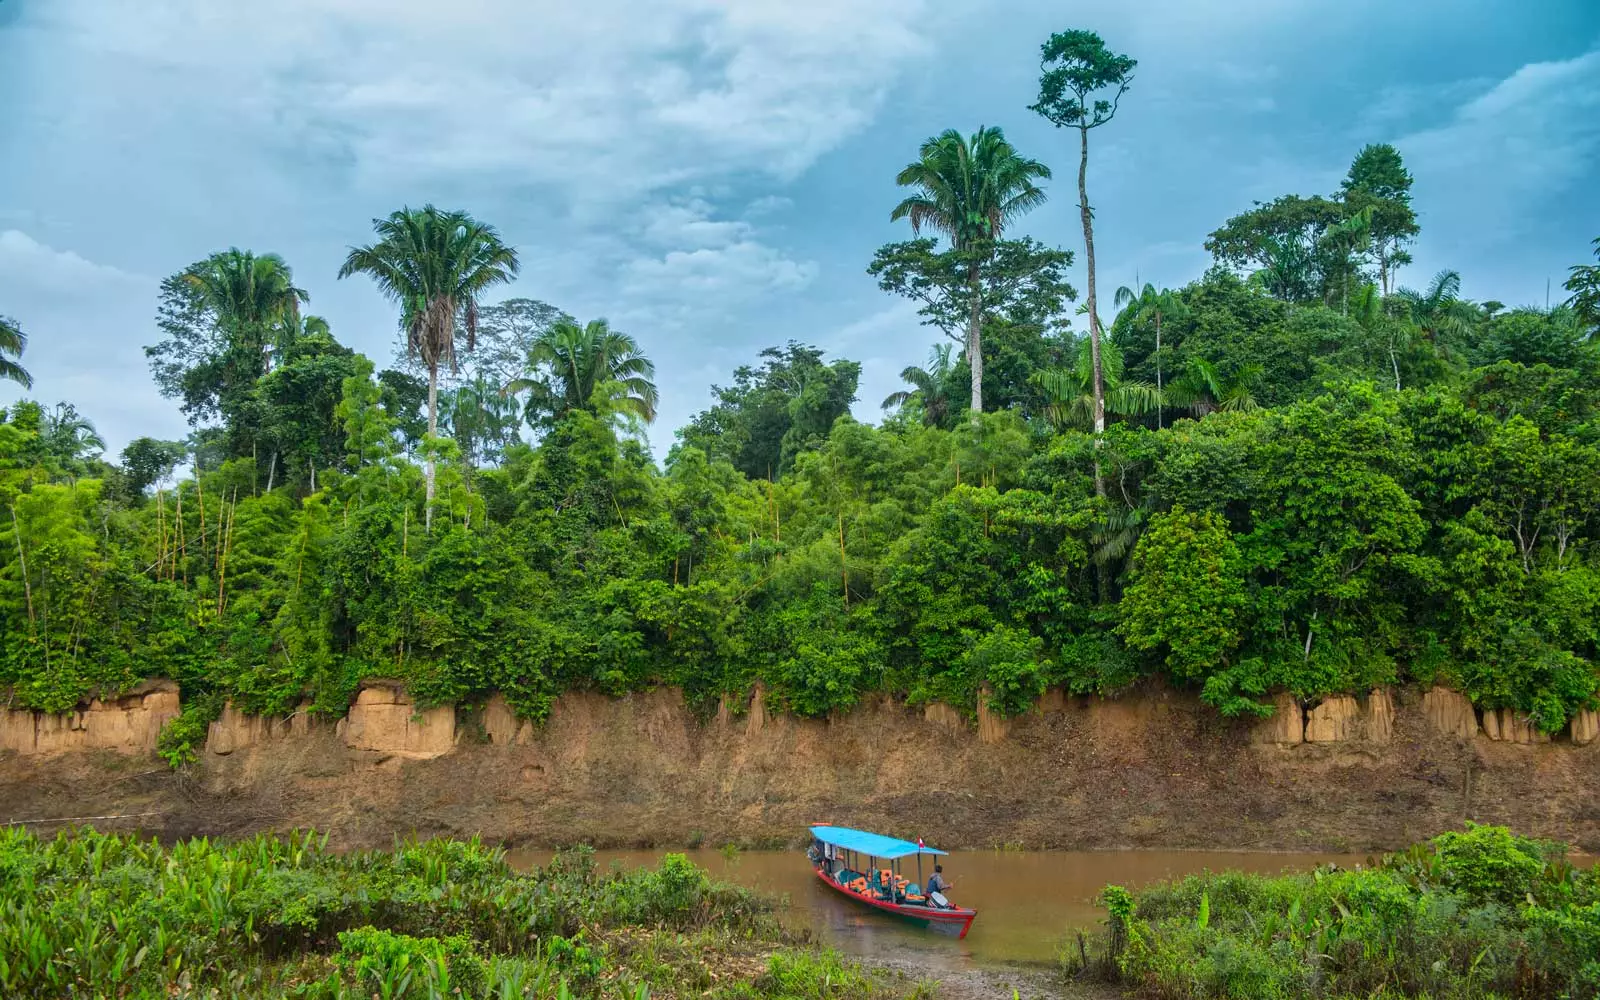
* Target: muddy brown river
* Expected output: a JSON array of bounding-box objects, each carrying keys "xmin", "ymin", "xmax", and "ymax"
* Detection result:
[{"xmin": 507, "ymin": 848, "xmax": 1362, "ymax": 972}]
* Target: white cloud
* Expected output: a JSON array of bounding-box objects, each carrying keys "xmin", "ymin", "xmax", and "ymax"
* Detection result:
[
  {"xmin": 0, "ymin": 230, "xmax": 146, "ymax": 298},
  {"xmin": 743, "ymin": 196, "xmax": 793, "ymax": 218},
  {"xmin": 625, "ymin": 240, "xmax": 818, "ymax": 302},
  {"xmin": 640, "ymin": 199, "xmax": 753, "ymax": 250},
  {"xmin": 34, "ymin": 0, "xmax": 931, "ymax": 200},
  {"xmin": 1399, "ymin": 50, "xmax": 1600, "ymax": 239}
]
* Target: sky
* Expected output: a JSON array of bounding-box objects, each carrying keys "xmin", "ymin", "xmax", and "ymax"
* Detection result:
[{"xmin": 2, "ymin": 0, "xmax": 1598, "ymax": 458}]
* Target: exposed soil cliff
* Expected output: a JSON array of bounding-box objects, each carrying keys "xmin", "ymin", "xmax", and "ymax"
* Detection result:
[{"xmin": 3, "ymin": 682, "xmax": 1598, "ymax": 853}]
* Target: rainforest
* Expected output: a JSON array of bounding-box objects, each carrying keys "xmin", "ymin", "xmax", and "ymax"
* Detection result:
[{"xmin": 1, "ymin": 154, "xmax": 1599, "ymax": 761}]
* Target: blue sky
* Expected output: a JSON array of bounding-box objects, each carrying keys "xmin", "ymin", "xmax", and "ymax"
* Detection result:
[{"xmin": 3, "ymin": 0, "xmax": 1598, "ymax": 456}]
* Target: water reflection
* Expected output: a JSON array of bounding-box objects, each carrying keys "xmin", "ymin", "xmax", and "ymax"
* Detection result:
[{"xmin": 505, "ymin": 847, "xmax": 1361, "ymax": 969}]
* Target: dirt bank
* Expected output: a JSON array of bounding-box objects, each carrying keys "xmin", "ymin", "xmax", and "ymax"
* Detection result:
[{"xmin": 3, "ymin": 684, "xmax": 1597, "ymax": 853}]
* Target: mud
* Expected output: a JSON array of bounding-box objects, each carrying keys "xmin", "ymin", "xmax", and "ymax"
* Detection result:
[{"xmin": 2, "ymin": 684, "xmax": 1597, "ymax": 855}]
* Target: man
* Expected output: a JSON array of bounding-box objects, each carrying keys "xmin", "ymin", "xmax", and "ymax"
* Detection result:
[{"xmin": 926, "ymin": 864, "xmax": 952, "ymax": 897}]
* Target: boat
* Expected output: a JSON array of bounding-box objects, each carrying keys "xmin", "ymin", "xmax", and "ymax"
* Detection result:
[{"xmin": 805, "ymin": 824, "xmax": 977, "ymax": 938}]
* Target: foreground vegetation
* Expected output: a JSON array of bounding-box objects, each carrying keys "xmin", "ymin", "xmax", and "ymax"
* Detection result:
[
  {"xmin": 0, "ymin": 26, "xmax": 1597, "ymax": 754},
  {"xmin": 0, "ymin": 827, "xmax": 925, "ymax": 999},
  {"xmin": 1071, "ymin": 824, "xmax": 1600, "ymax": 999}
]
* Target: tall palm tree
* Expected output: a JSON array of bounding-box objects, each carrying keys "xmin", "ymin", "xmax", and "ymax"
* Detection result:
[
  {"xmin": 881, "ymin": 343, "xmax": 957, "ymax": 427},
  {"xmin": 1030, "ymin": 337, "xmax": 1161, "ymax": 431},
  {"xmin": 338, "ymin": 206, "xmax": 520, "ymax": 524},
  {"xmin": 1167, "ymin": 358, "xmax": 1262, "ymax": 416},
  {"xmin": 1113, "ymin": 283, "xmax": 1184, "ymax": 428},
  {"xmin": 183, "ymin": 249, "xmax": 309, "ymax": 370},
  {"xmin": 0, "ymin": 316, "xmax": 33, "ymax": 388},
  {"xmin": 891, "ymin": 126, "xmax": 1050, "ymax": 418},
  {"xmin": 1395, "ymin": 269, "xmax": 1477, "ymax": 353},
  {"xmin": 505, "ymin": 318, "xmax": 657, "ymax": 428}
]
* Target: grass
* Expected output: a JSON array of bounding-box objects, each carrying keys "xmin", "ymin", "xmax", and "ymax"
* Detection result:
[
  {"xmin": 0, "ymin": 827, "xmax": 929, "ymax": 999},
  {"xmin": 1065, "ymin": 823, "xmax": 1600, "ymax": 1000}
]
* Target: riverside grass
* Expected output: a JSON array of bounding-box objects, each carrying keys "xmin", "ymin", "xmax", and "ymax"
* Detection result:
[
  {"xmin": 1068, "ymin": 824, "xmax": 1600, "ymax": 999},
  {"xmin": 0, "ymin": 827, "xmax": 924, "ymax": 999}
]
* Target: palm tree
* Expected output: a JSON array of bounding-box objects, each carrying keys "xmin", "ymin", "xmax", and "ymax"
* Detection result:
[
  {"xmin": 40, "ymin": 402, "xmax": 104, "ymax": 468},
  {"xmin": 441, "ymin": 372, "xmax": 522, "ymax": 470},
  {"xmin": 1167, "ymin": 358, "xmax": 1262, "ymax": 416},
  {"xmin": 1113, "ymin": 283, "xmax": 1183, "ymax": 428},
  {"xmin": 881, "ymin": 343, "xmax": 958, "ymax": 427},
  {"xmin": 338, "ymin": 206, "xmax": 520, "ymax": 525},
  {"xmin": 891, "ymin": 126, "xmax": 1050, "ymax": 418},
  {"xmin": 1395, "ymin": 269, "xmax": 1477, "ymax": 352},
  {"xmin": 0, "ymin": 316, "xmax": 33, "ymax": 388},
  {"xmin": 1030, "ymin": 337, "xmax": 1161, "ymax": 431},
  {"xmin": 505, "ymin": 318, "xmax": 657, "ymax": 428},
  {"xmin": 183, "ymin": 249, "xmax": 309, "ymax": 370}
]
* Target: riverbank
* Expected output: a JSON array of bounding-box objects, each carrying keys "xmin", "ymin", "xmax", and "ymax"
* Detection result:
[{"xmin": 3, "ymin": 682, "xmax": 1599, "ymax": 853}]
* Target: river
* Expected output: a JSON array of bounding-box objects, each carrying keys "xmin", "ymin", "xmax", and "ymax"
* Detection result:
[{"xmin": 506, "ymin": 847, "xmax": 1362, "ymax": 972}]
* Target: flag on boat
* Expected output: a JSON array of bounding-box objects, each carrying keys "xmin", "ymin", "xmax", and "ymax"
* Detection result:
[{"xmin": 916, "ymin": 837, "xmax": 924, "ymax": 848}]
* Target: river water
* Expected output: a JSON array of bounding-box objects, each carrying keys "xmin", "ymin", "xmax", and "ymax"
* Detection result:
[{"xmin": 506, "ymin": 848, "xmax": 1362, "ymax": 971}]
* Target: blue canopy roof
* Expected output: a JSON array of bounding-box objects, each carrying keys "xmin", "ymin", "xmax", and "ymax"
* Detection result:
[{"xmin": 810, "ymin": 825, "xmax": 946, "ymax": 859}]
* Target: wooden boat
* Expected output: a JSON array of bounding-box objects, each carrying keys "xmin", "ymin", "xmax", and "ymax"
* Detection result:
[{"xmin": 805, "ymin": 824, "xmax": 977, "ymax": 938}]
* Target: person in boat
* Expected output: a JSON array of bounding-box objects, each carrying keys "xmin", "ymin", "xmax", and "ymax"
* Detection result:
[{"xmin": 926, "ymin": 864, "xmax": 952, "ymax": 896}]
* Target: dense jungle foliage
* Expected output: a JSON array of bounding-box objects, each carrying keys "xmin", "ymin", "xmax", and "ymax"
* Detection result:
[
  {"xmin": 1070, "ymin": 824, "xmax": 1600, "ymax": 1000},
  {"xmin": 1, "ymin": 30, "xmax": 1598, "ymax": 745},
  {"xmin": 0, "ymin": 828, "xmax": 921, "ymax": 999}
]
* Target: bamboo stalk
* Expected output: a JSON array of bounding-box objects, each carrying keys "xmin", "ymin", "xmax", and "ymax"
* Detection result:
[
  {"xmin": 155, "ymin": 489, "xmax": 167, "ymax": 580},
  {"xmin": 194, "ymin": 462, "xmax": 208, "ymax": 570},
  {"xmin": 175, "ymin": 488, "xmax": 187, "ymax": 585},
  {"xmin": 839, "ymin": 509, "xmax": 848, "ymax": 609},
  {"xmin": 216, "ymin": 490, "xmax": 237, "ymax": 615},
  {"xmin": 10, "ymin": 506, "xmax": 34, "ymax": 626}
]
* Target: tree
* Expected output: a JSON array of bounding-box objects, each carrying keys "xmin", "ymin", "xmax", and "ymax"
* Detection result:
[
  {"xmin": 882, "ymin": 343, "xmax": 959, "ymax": 427},
  {"xmin": 1340, "ymin": 144, "xmax": 1419, "ymax": 295},
  {"xmin": 505, "ymin": 318, "xmax": 658, "ymax": 430},
  {"xmin": 1319, "ymin": 204, "xmax": 1374, "ymax": 315},
  {"xmin": 1167, "ymin": 357, "xmax": 1263, "ymax": 416},
  {"xmin": 1563, "ymin": 236, "xmax": 1600, "ymax": 335},
  {"xmin": 1206, "ymin": 195, "xmax": 1347, "ymax": 302},
  {"xmin": 182, "ymin": 249, "xmax": 309, "ymax": 373},
  {"xmin": 1030, "ymin": 337, "xmax": 1161, "ymax": 431},
  {"xmin": 0, "ymin": 315, "xmax": 33, "ymax": 388},
  {"xmin": 679, "ymin": 343, "xmax": 859, "ymax": 479},
  {"xmin": 1396, "ymin": 269, "xmax": 1477, "ymax": 353},
  {"xmin": 338, "ymin": 205, "xmax": 520, "ymax": 526},
  {"xmin": 869, "ymin": 236, "xmax": 1075, "ymax": 420},
  {"xmin": 38, "ymin": 402, "xmax": 105, "ymax": 468},
  {"xmin": 146, "ymin": 250, "xmax": 310, "ymax": 473},
  {"xmin": 889, "ymin": 127, "xmax": 1051, "ymax": 418},
  {"xmin": 1118, "ymin": 508, "xmax": 1249, "ymax": 708},
  {"xmin": 1113, "ymin": 283, "xmax": 1183, "ymax": 427},
  {"xmin": 440, "ymin": 372, "xmax": 523, "ymax": 470},
  {"xmin": 1031, "ymin": 29, "xmax": 1137, "ymax": 445},
  {"xmin": 253, "ymin": 328, "xmax": 364, "ymax": 490},
  {"xmin": 120, "ymin": 437, "xmax": 188, "ymax": 496},
  {"xmin": 377, "ymin": 369, "xmax": 428, "ymax": 456}
]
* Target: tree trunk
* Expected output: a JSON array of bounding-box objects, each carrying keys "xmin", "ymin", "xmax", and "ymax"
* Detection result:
[
  {"xmin": 1077, "ymin": 125, "xmax": 1106, "ymax": 496},
  {"xmin": 425, "ymin": 361, "xmax": 438, "ymax": 531},
  {"xmin": 265, "ymin": 451, "xmax": 277, "ymax": 493},
  {"xmin": 967, "ymin": 259, "xmax": 983, "ymax": 421},
  {"xmin": 1155, "ymin": 314, "xmax": 1163, "ymax": 431}
]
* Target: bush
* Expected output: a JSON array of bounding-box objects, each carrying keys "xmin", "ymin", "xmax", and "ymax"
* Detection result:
[{"xmin": 1071, "ymin": 825, "xmax": 1600, "ymax": 1000}]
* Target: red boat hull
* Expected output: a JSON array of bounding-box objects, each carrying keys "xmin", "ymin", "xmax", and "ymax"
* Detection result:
[{"xmin": 813, "ymin": 866, "xmax": 977, "ymax": 938}]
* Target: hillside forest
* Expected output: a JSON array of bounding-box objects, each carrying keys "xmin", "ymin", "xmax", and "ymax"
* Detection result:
[{"xmin": 2, "ymin": 33, "xmax": 1599, "ymax": 762}]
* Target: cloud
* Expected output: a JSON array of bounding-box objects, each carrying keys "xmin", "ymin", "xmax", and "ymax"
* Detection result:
[
  {"xmin": 625, "ymin": 240, "xmax": 818, "ymax": 303},
  {"xmin": 0, "ymin": 230, "xmax": 146, "ymax": 298},
  {"xmin": 1398, "ymin": 50, "xmax": 1600, "ymax": 239},
  {"xmin": 33, "ymin": 0, "xmax": 931, "ymax": 201}
]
